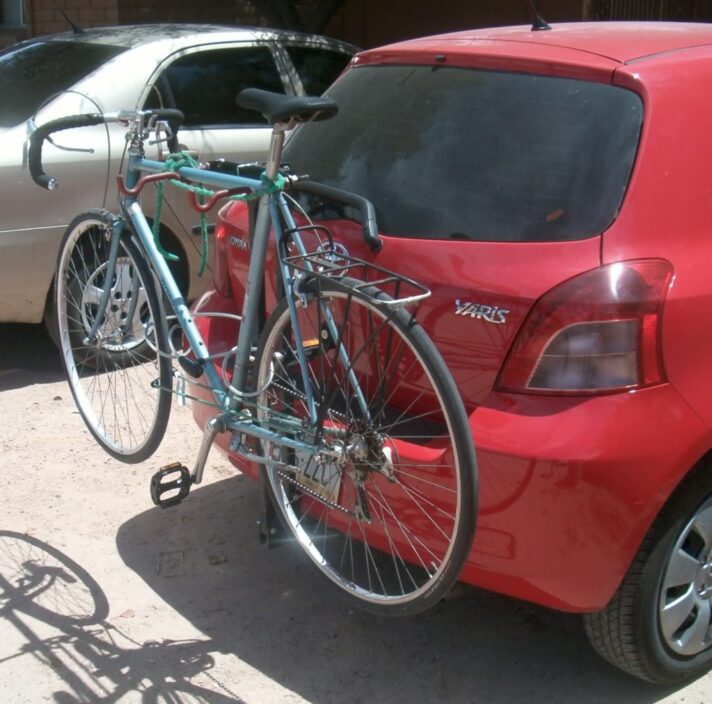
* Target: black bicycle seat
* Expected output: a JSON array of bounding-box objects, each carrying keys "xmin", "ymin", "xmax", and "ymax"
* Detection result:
[{"xmin": 237, "ymin": 88, "xmax": 338, "ymax": 125}]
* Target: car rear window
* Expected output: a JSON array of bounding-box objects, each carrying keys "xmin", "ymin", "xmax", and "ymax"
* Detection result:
[
  {"xmin": 0, "ymin": 40, "xmax": 126, "ymax": 127},
  {"xmin": 284, "ymin": 65, "xmax": 643, "ymax": 242}
]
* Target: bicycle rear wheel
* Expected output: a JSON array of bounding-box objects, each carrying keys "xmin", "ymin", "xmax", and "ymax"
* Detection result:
[
  {"xmin": 254, "ymin": 279, "xmax": 477, "ymax": 615},
  {"xmin": 56, "ymin": 209, "xmax": 172, "ymax": 463}
]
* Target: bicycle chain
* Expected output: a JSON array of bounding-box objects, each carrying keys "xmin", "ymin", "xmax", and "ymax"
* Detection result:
[
  {"xmin": 267, "ymin": 379, "xmax": 352, "ymax": 427},
  {"xmin": 267, "ymin": 379, "xmax": 360, "ymax": 516},
  {"xmin": 275, "ymin": 467, "xmax": 354, "ymax": 516}
]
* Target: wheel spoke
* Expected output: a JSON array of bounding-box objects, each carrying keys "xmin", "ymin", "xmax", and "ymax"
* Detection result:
[
  {"xmin": 691, "ymin": 507, "xmax": 712, "ymax": 551},
  {"xmin": 663, "ymin": 548, "xmax": 701, "ymax": 591},
  {"xmin": 677, "ymin": 600, "xmax": 712, "ymax": 656},
  {"xmin": 661, "ymin": 586, "xmax": 696, "ymax": 640}
]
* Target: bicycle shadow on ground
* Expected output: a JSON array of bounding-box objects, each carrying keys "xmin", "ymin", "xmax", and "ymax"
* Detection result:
[
  {"xmin": 116, "ymin": 475, "xmax": 689, "ymax": 704},
  {"xmin": 0, "ymin": 531, "xmax": 243, "ymax": 703},
  {"xmin": 0, "ymin": 324, "xmax": 64, "ymax": 391}
]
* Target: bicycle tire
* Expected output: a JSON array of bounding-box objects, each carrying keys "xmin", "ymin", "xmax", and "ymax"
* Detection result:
[
  {"xmin": 0, "ymin": 530, "xmax": 109, "ymax": 626},
  {"xmin": 254, "ymin": 278, "xmax": 477, "ymax": 615},
  {"xmin": 55, "ymin": 209, "xmax": 172, "ymax": 463}
]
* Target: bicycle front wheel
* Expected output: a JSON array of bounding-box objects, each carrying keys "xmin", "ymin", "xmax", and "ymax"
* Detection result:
[
  {"xmin": 255, "ymin": 279, "xmax": 477, "ymax": 615},
  {"xmin": 56, "ymin": 210, "xmax": 172, "ymax": 463}
]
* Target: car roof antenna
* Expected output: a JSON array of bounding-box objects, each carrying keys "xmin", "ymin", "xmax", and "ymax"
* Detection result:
[
  {"xmin": 52, "ymin": 0, "xmax": 84, "ymax": 34},
  {"xmin": 526, "ymin": 0, "xmax": 551, "ymax": 31}
]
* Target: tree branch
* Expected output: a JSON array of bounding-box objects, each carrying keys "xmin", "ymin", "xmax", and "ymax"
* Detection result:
[{"xmin": 305, "ymin": 0, "xmax": 346, "ymax": 34}]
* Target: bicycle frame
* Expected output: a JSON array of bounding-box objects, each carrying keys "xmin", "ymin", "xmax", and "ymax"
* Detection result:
[
  {"xmin": 102, "ymin": 122, "xmax": 356, "ymax": 480},
  {"xmin": 29, "ymin": 98, "xmax": 476, "ymax": 613}
]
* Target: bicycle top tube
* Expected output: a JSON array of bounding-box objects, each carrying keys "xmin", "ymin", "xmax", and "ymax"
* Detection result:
[{"xmin": 126, "ymin": 158, "xmax": 270, "ymax": 197}]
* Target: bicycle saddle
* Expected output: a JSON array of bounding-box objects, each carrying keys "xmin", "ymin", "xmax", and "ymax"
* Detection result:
[{"xmin": 237, "ymin": 88, "xmax": 338, "ymax": 125}]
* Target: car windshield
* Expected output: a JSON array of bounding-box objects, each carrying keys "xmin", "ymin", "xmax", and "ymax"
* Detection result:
[
  {"xmin": 284, "ymin": 65, "xmax": 643, "ymax": 242},
  {"xmin": 0, "ymin": 40, "xmax": 126, "ymax": 127}
]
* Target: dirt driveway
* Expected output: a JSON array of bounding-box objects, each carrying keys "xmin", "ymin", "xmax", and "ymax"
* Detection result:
[{"xmin": 1, "ymin": 322, "xmax": 711, "ymax": 704}]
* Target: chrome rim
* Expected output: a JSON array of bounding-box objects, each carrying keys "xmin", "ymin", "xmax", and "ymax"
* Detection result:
[
  {"xmin": 257, "ymin": 290, "xmax": 465, "ymax": 607},
  {"xmin": 659, "ymin": 498, "xmax": 712, "ymax": 656},
  {"xmin": 57, "ymin": 218, "xmax": 163, "ymax": 456}
]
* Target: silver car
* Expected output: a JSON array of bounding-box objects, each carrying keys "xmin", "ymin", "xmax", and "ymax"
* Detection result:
[{"xmin": 0, "ymin": 24, "xmax": 355, "ymax": 330}]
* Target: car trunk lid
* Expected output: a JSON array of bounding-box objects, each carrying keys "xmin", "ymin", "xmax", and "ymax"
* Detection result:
[{"xmin": 313, "ymin": 222, "xmax": 602, "ymax": 407}]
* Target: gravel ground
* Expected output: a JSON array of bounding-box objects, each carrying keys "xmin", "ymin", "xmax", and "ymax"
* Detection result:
[{"xmin": 1, "ymin": 322, "xmax": 711, "ymax": 704}]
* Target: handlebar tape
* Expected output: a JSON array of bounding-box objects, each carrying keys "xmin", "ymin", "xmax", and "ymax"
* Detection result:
[
  {"xmin": 292, "ymin": 179, "xmax": 382, "ymax": 252},
  {"xmin": 28, "ymin": 113, "xmax": 105, "ymax": 189},
  {"xmin": 28, "ymin": 109, "xmax": 185, "ymax": 190},
  {"xmin": 148, "ymin": 109, "xmax": 184, "ymax": 154}
]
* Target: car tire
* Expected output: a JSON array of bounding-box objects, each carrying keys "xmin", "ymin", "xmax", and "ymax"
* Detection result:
[
  {"xmin": 42, "ymin": 280, "xmax": 60, "ymax": 348},
  {"xmin": 583, "ymin": 465, "xmax": 712, "ymax": 685}
]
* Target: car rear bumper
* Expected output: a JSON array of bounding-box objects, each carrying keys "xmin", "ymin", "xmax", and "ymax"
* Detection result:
[
  {"xmin": 465, "ymin": 387, "xmax": 712, "ymax": 611},
  {"xmin": 189, "ymin": 289, "xmax": 712, "ymax": 612}
]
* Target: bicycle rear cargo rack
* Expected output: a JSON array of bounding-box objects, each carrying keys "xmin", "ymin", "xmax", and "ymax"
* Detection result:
[{"xmin": 284, "ymin": 250, "xmax": 431, "ymax": 308}]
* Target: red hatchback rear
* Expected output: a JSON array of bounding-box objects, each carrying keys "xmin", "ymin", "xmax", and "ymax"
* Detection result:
[{"xmin": 192, "ymin": 22, "xmax": 712, "ymax": 685}]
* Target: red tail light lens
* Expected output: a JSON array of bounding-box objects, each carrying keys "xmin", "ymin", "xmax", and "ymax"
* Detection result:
[
  {"xmin": 496, "ymin": 260, "xmax": 673, "ymax": 395},
  {"xmin": 212, "ymin": 214, "xmax": 233, "ymax": 298}
]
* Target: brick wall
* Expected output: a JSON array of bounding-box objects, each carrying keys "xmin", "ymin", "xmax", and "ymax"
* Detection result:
[
  {"xmin": 25, "ymin": 0, "xmax": 305, "ymax": 37},
  {"xmin": 117, "ymin": 0, "xmax": 244, "ymax": 25},
  {"xmin": 16, "ymin": 0, "xmax": 601, "ymax": 48},
  {"xmin": 28, "ymin": 0, "xmax": 118, "ymax": 36}
]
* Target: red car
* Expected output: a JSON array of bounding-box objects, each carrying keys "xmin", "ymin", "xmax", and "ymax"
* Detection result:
[{"xmin": 191, "ymin": 22, "xmax": 712, "ymax": 685}]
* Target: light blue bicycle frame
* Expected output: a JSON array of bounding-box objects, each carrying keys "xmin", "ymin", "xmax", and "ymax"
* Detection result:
[{"xmin": 91, "ymin": 123, "xmax": 366, "ymax": 481}]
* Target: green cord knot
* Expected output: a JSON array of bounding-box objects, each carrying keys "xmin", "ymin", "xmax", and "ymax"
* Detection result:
[
  {"xmin": 153, "ymin": 151, "xmax": 209, "ymax": 273},
  {"xmin": 258, "ymin": 171, "xmax": 286, "ymax": 195},
  {"xmin": 152, "ymin": 154, "xmax": 287, "ymax": 278}
]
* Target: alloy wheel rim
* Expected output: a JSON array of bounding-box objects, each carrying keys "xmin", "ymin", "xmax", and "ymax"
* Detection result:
[
  {"xmin": 659, "ymin": 500, "xmax": 712, "ymax": 656},
  {"xmin": 79, "ymin": 256, "xmax": 149, "ymax": 353}
]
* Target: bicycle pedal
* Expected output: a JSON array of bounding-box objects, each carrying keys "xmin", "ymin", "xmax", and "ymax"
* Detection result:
[{"xmin": 150, "ymin": 462, "xmax": 192, "ymax": 508}]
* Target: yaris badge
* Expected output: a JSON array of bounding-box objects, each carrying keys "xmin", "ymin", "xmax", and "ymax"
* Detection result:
[{"xmin": 455, "ymin": 299, "xmax": 509, "ymax": 325}]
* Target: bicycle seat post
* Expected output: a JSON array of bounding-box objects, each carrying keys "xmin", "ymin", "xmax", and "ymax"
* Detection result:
[{"xmin": 229, "ymin": 121, "xmax": 288, "ymax": 406}]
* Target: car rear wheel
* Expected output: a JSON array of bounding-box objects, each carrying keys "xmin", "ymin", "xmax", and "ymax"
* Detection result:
[{"xmin": 584, "ymin": 468, "xmax": 712, "ymax": 684}]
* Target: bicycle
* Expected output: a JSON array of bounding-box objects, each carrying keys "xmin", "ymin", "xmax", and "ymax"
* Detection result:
[{"xmin": 29, "ymin": 88, "xmax": 478, "ymax": 616}]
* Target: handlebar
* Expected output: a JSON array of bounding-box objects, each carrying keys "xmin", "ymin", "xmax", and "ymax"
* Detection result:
[
  {"xmin": 291, "ymin": 180, "xmax": 382, "ymax": 253},
  {"xmin": 28, "ymin": 109, "xmax": 184, "ymax": 190},
  {"xmin": 29, "ymin": 113, "xmax": 103, "ymax": 190}
]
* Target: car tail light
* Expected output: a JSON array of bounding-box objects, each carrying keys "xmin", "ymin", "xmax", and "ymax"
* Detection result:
[
  {"xmin": 212, "ymin": 216, "xmax": 233, "ymax": 298},
  {"xmin": 496, "ymin": 260, "xmax": 673, "ymax": 395}
]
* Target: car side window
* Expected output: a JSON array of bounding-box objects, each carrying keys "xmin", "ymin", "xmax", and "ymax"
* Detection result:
[
  {"xmin": 151, "ymin": 46, "xmax": 286, "ymax": 127},
  {"xmin": 283, "ymin": 46, "xmax": 351, "ymax": 96}
]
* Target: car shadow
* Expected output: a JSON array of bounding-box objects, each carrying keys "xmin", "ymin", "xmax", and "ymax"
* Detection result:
[
  {"xmin": 116, "ymin": 475, "xmax": 687, "ymax": 704},
  {"xmin": 0, "ymin": 324, "xmax": 64, "ymax": 391}
]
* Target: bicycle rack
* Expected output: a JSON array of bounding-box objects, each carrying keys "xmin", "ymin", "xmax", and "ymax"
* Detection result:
[{"xmin": 284, "ymin": 249, "xmax": 431, "ymax": 309}]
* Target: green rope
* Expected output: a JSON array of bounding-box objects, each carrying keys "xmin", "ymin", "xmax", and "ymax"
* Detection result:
[{"xmin": 152, "ymin": 153, "xmax": 287, "ymax": 277}]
